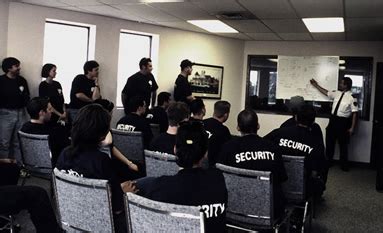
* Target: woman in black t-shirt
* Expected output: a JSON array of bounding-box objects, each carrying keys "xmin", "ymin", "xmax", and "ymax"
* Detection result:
[{"xmin": 39, "ymin": 63, "xmax": 66, "ymax": 123}]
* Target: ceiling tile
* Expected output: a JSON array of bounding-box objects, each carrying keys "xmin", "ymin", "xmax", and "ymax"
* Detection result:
[
  {"xmin": 20, "ymin": 0, "xmax": 70, "ymax": 7},
  {"xmin": 238, "ymin": 0, "xmax": 298, "ymax": 19},
  {"xmin": 346, "ymin": 32, "xmax": 383, "ymax": 41},
  {"xmin": 262, "ymin": 19, "xmax": 308, "ymax": 33},
  {"xmin": 290, "ymin": 0, "xmax": 343, "ymax": 17},
  {"xmin": 115, "ymin": 4, "xmax": 180, "ymax": 21},
  {"xmin": 223, "ymin": 20, "xmax": 271, "ymax": 33},
  {"xmin": 77, "ymin": 5, "xmax": 148, "ymax": 22},
  {"xmin": 245, "ymin": 33, "xmax": 281, "ymax": 40},
  {"xmin": 346, "ymin": 18, "xmax": 383, "ymax": 33},
  {"xmin": 58, "ymin": 0, "xmax": 103, "ymax": 6},
  {"xmin": 149, "ymin": 2, "xmax": 214, "ymax": 20},
  {"xmin": 190, "ymin": 0, "xmax": 246, "ymax": 14},
  {"xmin": 215, "ymin": 32, "xmax": 252, "ymax": 40},
  {"xmin": 155, "ymin": 21, "xmax": 207, "ymax": 33},
  {"xmin": 278, "ymin": 33, "xmax": 312, "ymax": 41},
  {"xmin": 99, "ymin": 0, "xmax": 142, "ymax": 4},
  {"xmin": 346, "ymin": 0, "xmax": 383, "ymax": 17},
  {"xmin": 311, "ymin": 33, "xmax": 345, "ymax": 41}
]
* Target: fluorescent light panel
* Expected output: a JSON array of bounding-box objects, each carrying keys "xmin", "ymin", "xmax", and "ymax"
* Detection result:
[
  {"xmin": 187, "ymin": 20, "xmax": 238, "ymax": 33},
  {"xmin": 302, "ymin": 17, "xmax": 344, "ymax": 33}
]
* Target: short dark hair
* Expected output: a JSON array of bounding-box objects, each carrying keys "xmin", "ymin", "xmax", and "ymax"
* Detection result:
[
  {"xmin": 157, "ymin": 92, "xmax": 171, "ymax": 106},
  {"xmin": 94, "ymin": 99, "xmax": 115, "ymax": 113},
  {"xmin": 189, "ymin": 98, "xmax": 205, "ymax": 115},
  {"xmin": 175, "ymin": 121, "xmax": 208, "ymax": 168},
  {"xmin": 214, "ymin": 100, "xmax": 231, "ymax": 118},
  {"xmin": 139, "ymin": 58, "xmax": 152, "ymax": 70},
  {"xmin": 127, "ymin": 96, "xmax": 145, "ymax": 113},
  {"xmin": 342, "ymin": 77, "xmax": 353, "ymax": 90},
  {"xmin": 180, "ymin": 59, "xmax": 193, "ymax": 70},
  {"xmin": 2, "ymin": 57, "xmax": 20, "ymax": 73},
  {"xmin": 27, "ymin": 97, "xmax": 49, "ymax": 120},
  {"xmin": 237, "ymin": 109, "xmax": 258, "ymax": 134},
  {"xmin": 41, "ymin": 63, "xmax": 56, "ymax": 78},
  {"xmin": 297, "ymin": 104, "xmax": 316, "ymax": 126},
  {"xmin": 83, "ymin": 60, "xmax": 99, "ymax": 75},
  {"xmin": 167, "ymin": 102, "xmax": 190, "ymax": 126}
]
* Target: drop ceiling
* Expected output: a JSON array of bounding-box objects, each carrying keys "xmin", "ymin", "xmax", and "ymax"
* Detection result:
[{"xmin": 11, "ymin": 0, "xmax": 383, "ymax": 41}]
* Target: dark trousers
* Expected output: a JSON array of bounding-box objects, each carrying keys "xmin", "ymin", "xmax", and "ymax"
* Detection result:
[
  {"xmin": 326, "ymin": 116, "xmax": 351, "ymax": 166},
  {"xmin": 0, "ymin": 185, "xmax": 60, "ymax": 233}
]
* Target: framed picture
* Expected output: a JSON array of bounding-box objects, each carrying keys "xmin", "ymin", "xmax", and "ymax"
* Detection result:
[{"xmin": 190, "ymin": 63, "xmax": 224, "ymax": 99}]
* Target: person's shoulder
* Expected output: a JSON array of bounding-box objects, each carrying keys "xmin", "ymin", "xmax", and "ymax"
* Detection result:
[{"xmin": 53, "ymin": 80, "xmax": 62, "ymax": 87}]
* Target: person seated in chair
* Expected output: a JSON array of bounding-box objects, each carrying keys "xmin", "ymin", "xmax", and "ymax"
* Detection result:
[
  {"xmin": 219, "ymin": 109, "xmax": 287, "ymax": 218},
  {"xmin": 116, "ymin": 96, "xmax": 153, "ymax": 148},
  {"xmin": 189, "ymin": 98, "xmax": 205, "ymax": 122},
  {"xmin": 139, "ymin": 121, "xmax": 227, "ymax": 233},
  {"xmin": 146, "ymin": 92, "xmax": 171, "ymax": 133},
  {"xmin": 150, "ymin": 102, "xmax": 190, "ymax": 155},
  {"xmin": 56, "ymin": 104, "xmax": 137, "ymax": 233},
  {"xmin": 265, "ymin": 104, "xmax": 327, "ymax": 199}
]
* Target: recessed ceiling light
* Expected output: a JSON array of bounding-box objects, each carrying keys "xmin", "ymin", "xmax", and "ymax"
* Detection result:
[
  {"xmin": 339, "ymin": 66, "xmax": 346, "ymax": 70},
  {"xmin": 339, "ymin": 60, "xmax": 345, "ymax": 64},
  {"xmin": 187, "ymin": 20, "xmax": 238, "ymax": 33},
  {"xmin": 302, "ymin": 17, "xmax": 344, "ymax": 33}
]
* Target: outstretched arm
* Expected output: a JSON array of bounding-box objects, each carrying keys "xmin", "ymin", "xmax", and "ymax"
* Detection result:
[{"xmin": 310, "ymin": 79, "xmax": 328, "ymax": 96}]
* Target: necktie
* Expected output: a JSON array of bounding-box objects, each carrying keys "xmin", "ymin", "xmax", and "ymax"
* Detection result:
[{"xmin": 333, "ymin": 92, "xmax": 345, "ymax": 116}]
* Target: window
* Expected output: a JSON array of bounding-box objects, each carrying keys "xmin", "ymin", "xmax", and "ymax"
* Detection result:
[
  {"xmin": 116, "ymin": 32, "xmax": 152, "ymax": 107},
  {"xmin": 246, "ymin": 55, "xmax": 373, "ymax": 120},
  {"xmin": 43, "ymin": 20, "xmax": 95, "ymax": 103}
]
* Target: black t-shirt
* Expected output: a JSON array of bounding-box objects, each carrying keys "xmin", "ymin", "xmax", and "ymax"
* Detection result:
[
  {"xmin": 146, "ymin": 106, "xmax": 168, "ymax": 133},
  {"xmin": 150, "ymin": 133, "xmax": 176, "ymax": 155},
  {"xmin": 219, "ymin": 134, "xmax": 287, "ymax": 217},
  {"xmin": 39, "ymin": 80, "xmax": 65, "ymax": 113},
  {"xmin": 56, "ymin": 147, "xmax": 124, "ymax": 212},
  {"xmin": 280, "ymin": 117, "xmax": 324, "ymax": 144},
  {"xmin": 69, "ymin": 74, "xmax": 97, "ymax": 109},
  {"xmin": 264, "ymin": 125, "xmax": 326, "ymax": 174},
  {"xmin": 174, "ymin": 74, "xmax": 192, "ymax": 103},
  {"xmin": 116, "ymin": 113, "xmax": 153, "ymax": 148},
  {"xmin": 203, "ymin": 118, "xmax": 232, "ymax": 167},
  {"xmin": 141, "ymin": 168, "xmax": 227, "ymax": 233},
  {"xmin": 0, "ymin": 74, "xmax": 30, "ymax": 109},
  {"xmin": 122, "ymin": 72, "xmax": 158, "ymax": 108}
]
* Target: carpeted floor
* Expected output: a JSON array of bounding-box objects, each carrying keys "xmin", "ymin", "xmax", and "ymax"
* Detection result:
[{"xmin": 12, "ymin": 166, "xmax": 383, "ymax": 232}]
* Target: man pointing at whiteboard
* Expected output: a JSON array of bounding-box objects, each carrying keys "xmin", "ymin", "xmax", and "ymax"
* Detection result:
[{"xmin": 310, "ymin": 77, "xmax": 358, "ymax": 171}]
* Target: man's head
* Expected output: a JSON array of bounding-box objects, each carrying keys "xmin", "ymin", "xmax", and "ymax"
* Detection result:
[
  {"xmin": 297, "ymin": 104, "xmax": 316, "ymax": 127},
  {"xmin": 157, "ymin": 92, "xmax": 171, "ymax": 108},
  {"xmin": 180, "ymin": 59, "xmax": 193, "ymax": 76},
  {"xmin": 127, "ymin": 96, "xmax": 146, "ymax": 115},
  {"xmin": 94, "ymin": 99, "xmax": 115, "ymax": 113},
  {"xmin": 190, "ymin": 98, "xmax": 205, "ymax": 120},
  {"xmin": 289, "ymin": 96, "xmax": 305, "ymax": 116},
  {"xmin": 26, "ymin": 97, "xmax": 52, "ymax": 123},
  {"xmin": 167, "ymin": 102, "xmax": 190, "ymax": 127},
  {"xmin": 237, "ymin": 109, "xmax": 259, "ymax": 134},
  {"xmin": 340, "ymin": 77, "xmax": 352, "ymax": 91},
  {"xmin": 2, "ymin": 57, "xmax": 21, "ymax": 76},
  {"xmin": 139, "ymin": 58, "xmax": 153, "ymax": 75},
  {"xmin": 83, "ymin": 60, "xmax": 99, "ymax": 78},
  {"xmin": 213, "ymin": 100, "xmax": 231, "ymax": 123}
]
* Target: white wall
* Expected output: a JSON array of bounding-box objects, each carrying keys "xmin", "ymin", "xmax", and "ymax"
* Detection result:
[
  {"xmin": 7, "ymin": 2, "xmax": 245, "ymax": 132},
  {"xmin": 0, "ymin": 0, "xmax": 9, "ymax": 60},
  {"xmin": 243, "ymin": 41, "xmax": 383, "ymax": 163}
]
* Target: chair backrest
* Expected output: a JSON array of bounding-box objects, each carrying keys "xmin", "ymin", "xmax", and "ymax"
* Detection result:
[
  {"xmin": 125, "ymin": 192, "xmax": 204, "ymax": 233},
  {"xmin": 215, "ymin": 163, "xmax": 273, "ymax": 228},
  {"xmin": 111, "ymin": 128, "xmax": 144, "ymax": 163},
  {"xmin": 282, "ymin": 155, "xmax": 306, "ymax": 202},
  {"xmin": 150, "ymin": 123, "xmax": 161, "ymax": 137},
  {"xmin": 18, "ymin": 131, "xmax": 52, "ymax": 175},
  {"xmin": 53, "ymin": 168, "xmax": 115, "ymax": 232},
  {"xmin": 144, "ymin": 150, "xmax": 178, "ymax": 177}
]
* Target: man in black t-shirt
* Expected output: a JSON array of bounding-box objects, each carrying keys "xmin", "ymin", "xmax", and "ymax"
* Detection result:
[
  {"xmin": 122, "ymin": 58, "xmax": 158, "ymax": 113},
  {"xmin": 146, "ymin": 92, "xmax": 171, "ymax": 133},
  {"xmin": 0, "ymin": 57, "xmax": 30, "ymax": 160},
  {"xmin": 219, "ymin": 109, "xmax": 287, "ymax": 218},
  {"xmin": 116, "ymin": 96, "xmax": 153, "ymax": 148},
  {"xmin": 265, "ymin": 105, "xmax": 327, "ymax": 198},
  {"xmin": 174, "ymin": 59, "xmax": 195, "ymax": 104},
  {"xmin": 203, "ymin": 101, "xmax": 232, "ymax": 167},
  {"xmin": 189, "ymin": 98, "xmax": 206, "ymax": 121},
  {"xmin": 68, "ymin": 60, "xmax": 101, "ymax": 120},
  {"xmin": 150, "ymin": 102, "xmax": 190, "ymax": 154}
]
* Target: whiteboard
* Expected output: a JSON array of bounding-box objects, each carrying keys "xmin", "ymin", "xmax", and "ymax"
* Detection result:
[{"xmin": 276, "ymin": 56, "xmax": 339, "ymax": 101}]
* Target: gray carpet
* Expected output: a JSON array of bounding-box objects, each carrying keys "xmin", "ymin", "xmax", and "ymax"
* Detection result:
[{"xmin": 12, "ymin": 166, "xmax": 383, "ymax": 232}]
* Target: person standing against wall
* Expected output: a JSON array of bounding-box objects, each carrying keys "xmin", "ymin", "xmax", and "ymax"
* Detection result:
[
  {"xmin": 310, "ymin": 77, "xmax": 358, "ymax": 171},
  {"xmin": 174, "ymin": 59, "xmax": 195, "ymax": 104}
]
